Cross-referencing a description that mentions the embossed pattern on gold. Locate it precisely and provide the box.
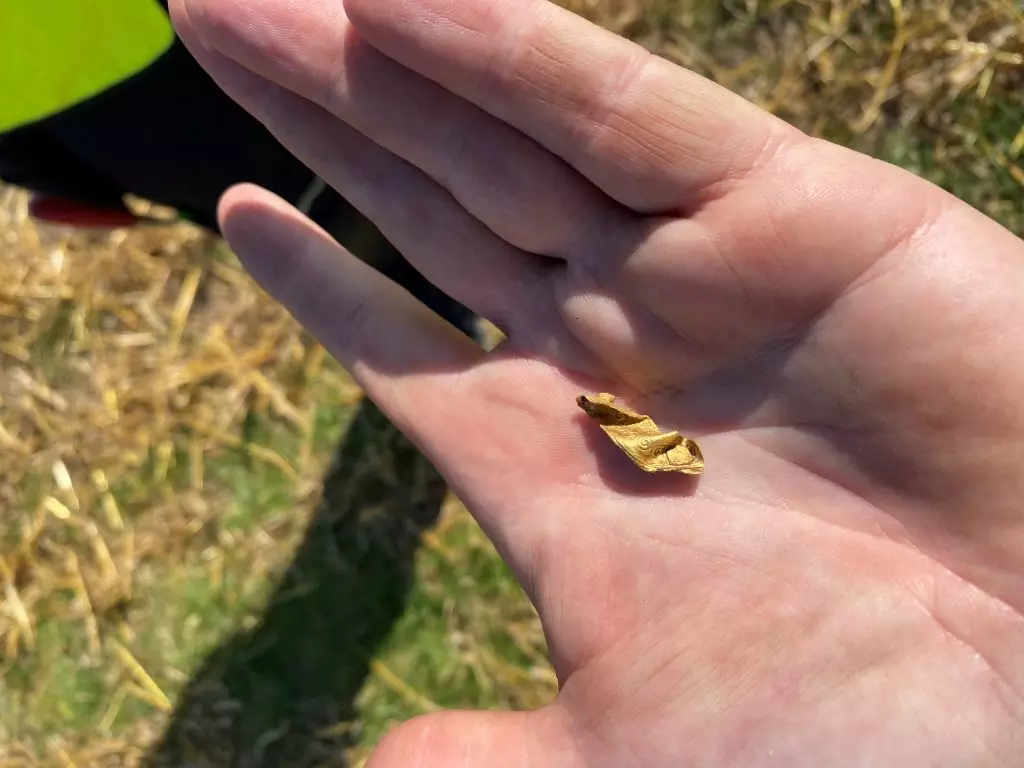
[577,393,704,475]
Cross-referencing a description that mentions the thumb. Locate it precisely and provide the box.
[368,709,580,768]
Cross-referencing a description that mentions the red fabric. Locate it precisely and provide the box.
[29,195,139,228]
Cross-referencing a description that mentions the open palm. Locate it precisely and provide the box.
[171,0,1024,763]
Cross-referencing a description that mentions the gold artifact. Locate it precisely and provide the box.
[576,393,704,475]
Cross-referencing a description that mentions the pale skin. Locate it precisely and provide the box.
[169,0,1024,764]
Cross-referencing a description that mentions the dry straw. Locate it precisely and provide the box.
[0,186,356,764]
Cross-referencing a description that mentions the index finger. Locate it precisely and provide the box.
[345,0,801,213]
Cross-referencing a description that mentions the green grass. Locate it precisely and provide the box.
[2,620,109,738]
[1,361,546,765]
[137,394,549,767]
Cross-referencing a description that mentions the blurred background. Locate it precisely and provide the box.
[0,1,1021,765]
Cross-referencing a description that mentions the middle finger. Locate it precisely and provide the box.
[173,9,607,372]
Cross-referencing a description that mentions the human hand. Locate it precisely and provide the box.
[170,0,1024,763]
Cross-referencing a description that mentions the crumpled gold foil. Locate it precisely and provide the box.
[577,393,704,475]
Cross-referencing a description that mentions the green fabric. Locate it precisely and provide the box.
[0,0,175,132]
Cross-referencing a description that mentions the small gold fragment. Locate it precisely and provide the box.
[577,393,704,475]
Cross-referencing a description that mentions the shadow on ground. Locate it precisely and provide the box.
[144,400,447,767]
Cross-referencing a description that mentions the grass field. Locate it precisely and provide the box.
[1,1,1021,765]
